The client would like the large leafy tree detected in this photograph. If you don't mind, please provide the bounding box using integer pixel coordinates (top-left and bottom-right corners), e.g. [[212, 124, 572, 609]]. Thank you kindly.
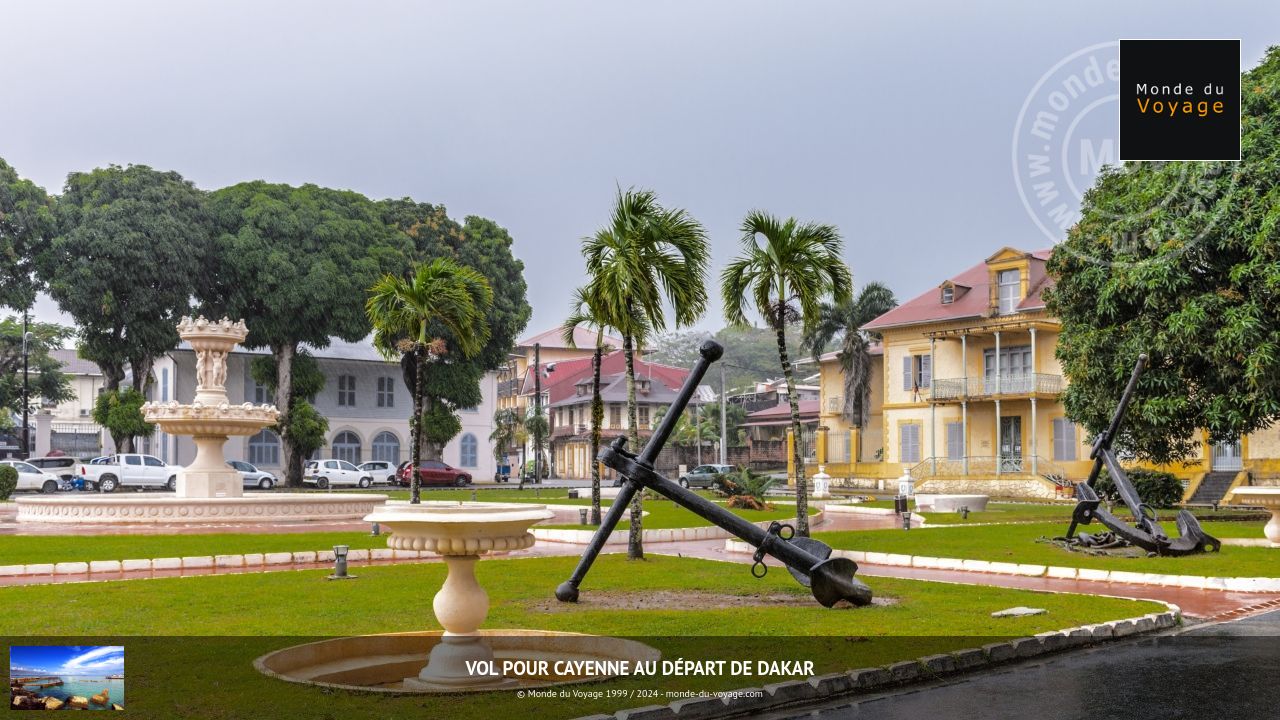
[[802, 281, 897, 457], [723, 211, 852, 536], [250, 352, 329, 464], [93, 389, 154, 455], [562, 285, 619, 525], [582, 187, 708, 559], [201, 182, 411, 485], [0, 158, 55, 312], [1047, 48, 1280, 464], [0, 318, 73, 430], [379, 200, 530, 461], [42, 165, 209, 403], [366, 258, 492, 504]]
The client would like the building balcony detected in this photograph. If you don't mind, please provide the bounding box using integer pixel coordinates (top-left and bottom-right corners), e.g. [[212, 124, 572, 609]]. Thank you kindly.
[[928, 373, 1063, 402]]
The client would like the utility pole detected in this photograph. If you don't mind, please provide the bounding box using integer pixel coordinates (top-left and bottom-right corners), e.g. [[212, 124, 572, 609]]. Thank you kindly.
[[719, 362, 727, 465], [694, 397, 702, 466], [533, 342, 542, 484], [21, 311, 31, 459]]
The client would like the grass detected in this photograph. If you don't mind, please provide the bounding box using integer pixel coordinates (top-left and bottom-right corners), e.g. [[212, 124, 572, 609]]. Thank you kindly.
[[854, 500, 1267, 526], [2, 554, 1164, 719], [0, 531, 387, 565], [816, 521, 1277, 577]]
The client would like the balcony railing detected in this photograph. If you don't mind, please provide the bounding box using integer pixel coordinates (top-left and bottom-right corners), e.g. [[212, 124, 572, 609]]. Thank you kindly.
[[930, 373, 1063, 401], [908, 455, 1068, 481]]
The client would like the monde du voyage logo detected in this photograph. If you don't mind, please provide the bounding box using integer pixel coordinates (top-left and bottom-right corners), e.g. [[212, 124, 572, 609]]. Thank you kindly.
[[1120, 39, 1241, 161]]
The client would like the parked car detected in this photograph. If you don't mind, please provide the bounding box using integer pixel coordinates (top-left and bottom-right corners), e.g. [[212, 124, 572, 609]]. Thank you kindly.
[[23, 456, 79, 481], [304, 459, 374, 489], [79, 454, 180, 492], [227, 460, 275, 490], [678, 463, 735, 489], [397, 460, 472, 487], [358, 460, 398, 485], [0, 459, 62, 494]]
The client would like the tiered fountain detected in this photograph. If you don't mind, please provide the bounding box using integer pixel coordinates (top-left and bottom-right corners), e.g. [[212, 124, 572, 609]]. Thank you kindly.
[[255, 501, 659, 693], [16, 317, 387, 525]]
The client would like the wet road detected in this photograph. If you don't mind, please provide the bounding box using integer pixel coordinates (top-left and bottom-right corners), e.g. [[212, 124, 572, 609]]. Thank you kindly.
[[769, 610, 1280, 720]]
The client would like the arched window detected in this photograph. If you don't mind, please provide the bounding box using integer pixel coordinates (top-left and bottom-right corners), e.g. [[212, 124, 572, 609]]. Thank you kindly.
[[371, 431, 400, 464], [332, 431, 362, 464], [248, 429, 281, 467], [460, 433, 478, 468]]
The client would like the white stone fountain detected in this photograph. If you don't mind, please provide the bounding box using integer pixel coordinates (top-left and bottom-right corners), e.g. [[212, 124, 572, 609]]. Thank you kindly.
[[1227, 487, 1280, 545], [15, 317, 387, 525], [255, 500, 659, 693]]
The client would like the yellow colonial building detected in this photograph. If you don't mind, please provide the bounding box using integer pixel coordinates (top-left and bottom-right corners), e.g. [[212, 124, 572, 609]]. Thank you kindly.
[[810, 246, 1280, 501]]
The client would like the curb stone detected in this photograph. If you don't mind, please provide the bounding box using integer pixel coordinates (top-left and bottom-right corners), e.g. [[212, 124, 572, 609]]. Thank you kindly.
[[587, 607, 1178, 720]]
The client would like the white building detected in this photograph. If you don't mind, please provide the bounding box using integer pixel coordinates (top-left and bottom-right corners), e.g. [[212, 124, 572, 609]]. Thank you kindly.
[[48, 340, 499, 481]]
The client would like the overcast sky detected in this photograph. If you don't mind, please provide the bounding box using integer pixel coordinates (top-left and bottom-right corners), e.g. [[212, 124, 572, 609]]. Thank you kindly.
[[4, 1, 1276, 337]]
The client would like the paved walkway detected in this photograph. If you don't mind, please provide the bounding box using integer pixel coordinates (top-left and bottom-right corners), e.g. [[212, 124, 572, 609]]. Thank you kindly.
[[763, 608, 1280, 719]]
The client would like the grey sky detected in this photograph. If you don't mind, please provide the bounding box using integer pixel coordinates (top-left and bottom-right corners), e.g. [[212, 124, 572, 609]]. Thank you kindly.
[[4, 1, 1276, 336]]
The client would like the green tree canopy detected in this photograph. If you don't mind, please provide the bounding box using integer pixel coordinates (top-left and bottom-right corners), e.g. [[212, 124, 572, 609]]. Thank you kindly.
[[0, 158, 55, 312], [93, 388, 155, 455], [378, 200, 531, 455], [0, 317, 74, 429], [1046, 47, 1280, 464], [41, 164, 209, 391], [201, 181, 412, 484]]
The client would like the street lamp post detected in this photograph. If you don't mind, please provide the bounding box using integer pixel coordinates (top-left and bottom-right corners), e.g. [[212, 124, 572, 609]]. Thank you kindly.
[[719, 362, 727, 465], [21, 312, 32, 459]]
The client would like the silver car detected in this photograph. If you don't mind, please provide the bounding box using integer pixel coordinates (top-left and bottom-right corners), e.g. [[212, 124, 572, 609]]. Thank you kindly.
[[678, 463, 735, 489], [358, 460, 398, 485], [227, 460, 276, 490]]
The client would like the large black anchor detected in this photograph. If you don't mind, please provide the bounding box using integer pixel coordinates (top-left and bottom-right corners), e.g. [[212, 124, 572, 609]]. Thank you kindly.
[[1063, 354, 1220, 556], [555, 340, 873, 608]]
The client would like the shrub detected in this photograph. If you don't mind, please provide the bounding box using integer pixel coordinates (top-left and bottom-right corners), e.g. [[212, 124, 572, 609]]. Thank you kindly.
[[714, 468, 776, 511], [0, 465, 17, 501], [1094, 467, 1183, 508]]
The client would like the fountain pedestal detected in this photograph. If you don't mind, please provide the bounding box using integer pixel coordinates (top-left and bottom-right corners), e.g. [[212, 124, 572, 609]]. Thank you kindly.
[[362, 501, 553, 690], [1227, 487, 1280, 545]]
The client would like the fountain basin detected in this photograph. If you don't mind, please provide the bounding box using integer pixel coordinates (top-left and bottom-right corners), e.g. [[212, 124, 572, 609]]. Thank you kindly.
[[15, 492, 387, 524], [255, 631, 661, 694], [1226, 487, 1280, 545]]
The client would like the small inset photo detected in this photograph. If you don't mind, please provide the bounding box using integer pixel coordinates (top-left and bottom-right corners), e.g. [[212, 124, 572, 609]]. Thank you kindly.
[[9, 646, 124, 711]]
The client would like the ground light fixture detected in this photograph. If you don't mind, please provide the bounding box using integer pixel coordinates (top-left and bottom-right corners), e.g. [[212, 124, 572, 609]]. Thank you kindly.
[[902, 510, 913, 531], [328, 544, 355, 580], [579, 508, 589, 525], [370, 522, 380, 536], [961, 505, 970, 520]]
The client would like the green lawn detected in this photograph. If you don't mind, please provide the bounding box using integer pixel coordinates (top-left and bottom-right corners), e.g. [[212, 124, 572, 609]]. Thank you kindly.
[[854, 500, 1266, 526], [0, 531, 387, 565], [817, 521, 1277, 577], [2, 554, 1164, 719]]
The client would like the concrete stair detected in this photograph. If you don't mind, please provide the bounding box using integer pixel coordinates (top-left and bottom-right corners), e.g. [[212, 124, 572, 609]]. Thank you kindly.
[[1187, 471, 1239, 505]]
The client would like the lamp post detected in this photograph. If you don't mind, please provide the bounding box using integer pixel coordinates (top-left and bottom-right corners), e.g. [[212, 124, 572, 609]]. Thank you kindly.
[[21, 312, 32, 459], [328, 544, 355, 580]]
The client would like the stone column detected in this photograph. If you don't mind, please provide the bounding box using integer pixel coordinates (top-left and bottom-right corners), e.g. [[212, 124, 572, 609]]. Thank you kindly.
[[34, 411, 53, 457]]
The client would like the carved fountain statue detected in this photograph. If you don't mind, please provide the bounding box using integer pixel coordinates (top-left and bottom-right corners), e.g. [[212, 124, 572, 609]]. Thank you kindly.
[[142, 317, 280, 498], [16, 317, 387, 524]]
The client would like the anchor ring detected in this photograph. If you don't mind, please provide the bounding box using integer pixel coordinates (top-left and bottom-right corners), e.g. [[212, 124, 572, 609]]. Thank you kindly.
[[751, 561, 768, 578]]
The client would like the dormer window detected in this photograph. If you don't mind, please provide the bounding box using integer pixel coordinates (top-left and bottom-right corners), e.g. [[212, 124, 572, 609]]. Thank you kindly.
[[941, 286, 954, 304], [997, 269, 1021, 314]]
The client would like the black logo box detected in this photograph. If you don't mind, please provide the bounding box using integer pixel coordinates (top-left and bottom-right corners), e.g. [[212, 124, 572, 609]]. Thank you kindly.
[[1119, 39, 1240, 161]]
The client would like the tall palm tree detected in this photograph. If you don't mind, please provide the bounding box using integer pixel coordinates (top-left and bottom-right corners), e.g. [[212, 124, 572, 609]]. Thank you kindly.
[[562, 286, 617, 526], [582, 187, 709, 559], [722, 211, 852, 537], [367, 258, 493, 504], [802, 282, 897, 460]]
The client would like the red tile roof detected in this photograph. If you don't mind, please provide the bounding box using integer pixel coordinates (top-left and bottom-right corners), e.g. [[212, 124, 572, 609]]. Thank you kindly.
[[743, 399, 820, 425], [862, 247, 1053, 331], [520, 349, 690, 404]]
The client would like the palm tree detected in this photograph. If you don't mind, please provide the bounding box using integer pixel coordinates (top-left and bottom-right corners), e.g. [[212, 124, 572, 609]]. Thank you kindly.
[[489, 407, 520, 472], [562, 286, 617, 526], [367, 258, 493, 504], [582, 187, 709, 559], [722, 211, 852, 537], [802, 282, 897, 460]]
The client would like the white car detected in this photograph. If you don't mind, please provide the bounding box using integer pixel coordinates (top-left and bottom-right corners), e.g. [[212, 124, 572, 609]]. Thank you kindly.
[[1, 460, 62, 494], [227, 460, 276, 490], [303, 459, 373, 489], [79, 454, 181, 492], [358, 460, 398, 485]]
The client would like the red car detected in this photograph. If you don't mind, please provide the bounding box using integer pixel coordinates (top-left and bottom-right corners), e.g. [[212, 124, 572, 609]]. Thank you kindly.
[[397, 460, 473, 487]]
